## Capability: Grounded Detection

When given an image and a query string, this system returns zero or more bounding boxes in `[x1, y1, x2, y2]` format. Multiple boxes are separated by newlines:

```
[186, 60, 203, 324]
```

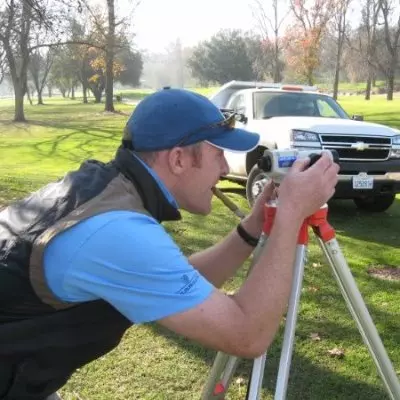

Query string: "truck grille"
[319, 135, 391, 161]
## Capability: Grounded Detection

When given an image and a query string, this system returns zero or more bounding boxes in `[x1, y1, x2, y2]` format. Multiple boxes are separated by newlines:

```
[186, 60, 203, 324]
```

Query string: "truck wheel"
[246, 165, 271, 207]
[353, 194, 396, 212]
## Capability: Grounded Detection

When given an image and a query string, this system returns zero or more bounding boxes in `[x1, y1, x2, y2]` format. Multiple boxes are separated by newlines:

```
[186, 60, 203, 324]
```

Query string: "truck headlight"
[389, 149, 400, 158]
[291, 129, 320, 142]
[392, 135, 400, 145]
[390, 135, 400, 157]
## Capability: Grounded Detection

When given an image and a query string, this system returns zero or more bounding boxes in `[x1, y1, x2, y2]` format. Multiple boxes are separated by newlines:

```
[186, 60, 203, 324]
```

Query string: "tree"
[359, 0, 381, 99]
[49, 45, 79, 98]
[284, 0, 335, 85]
[117, 43, 143, 87]
[331, 0, 352, 99]
[187, 29, 258, 85]
[0, 0, 73, 121]
[104, 0, 116, 111]
[29, 43, 54, 104]
[250, 0, 290, 82]
[0, 0, 37, 121]
[378, 0, 400, 100]
[83, 0, 141, 111]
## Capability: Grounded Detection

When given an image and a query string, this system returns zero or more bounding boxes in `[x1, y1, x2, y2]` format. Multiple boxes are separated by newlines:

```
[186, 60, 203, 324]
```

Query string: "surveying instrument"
[203, 149, 400, 400]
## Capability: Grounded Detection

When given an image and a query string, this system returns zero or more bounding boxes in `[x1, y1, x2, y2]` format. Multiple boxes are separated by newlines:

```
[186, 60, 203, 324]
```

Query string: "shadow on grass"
[147, 324, 390, 400]
[0, 124, 121, 165]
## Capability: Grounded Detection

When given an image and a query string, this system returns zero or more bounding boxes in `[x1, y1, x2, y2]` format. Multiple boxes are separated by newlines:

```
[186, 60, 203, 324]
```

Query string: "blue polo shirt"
[43, 157, 214, 324]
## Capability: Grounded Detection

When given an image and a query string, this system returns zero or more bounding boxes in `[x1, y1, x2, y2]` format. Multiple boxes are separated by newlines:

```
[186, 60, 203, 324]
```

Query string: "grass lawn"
[0, 96, 399, 399]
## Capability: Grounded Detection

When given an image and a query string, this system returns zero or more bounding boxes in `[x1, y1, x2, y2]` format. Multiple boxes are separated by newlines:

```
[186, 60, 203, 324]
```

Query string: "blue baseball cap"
[125, 88, 260, 152]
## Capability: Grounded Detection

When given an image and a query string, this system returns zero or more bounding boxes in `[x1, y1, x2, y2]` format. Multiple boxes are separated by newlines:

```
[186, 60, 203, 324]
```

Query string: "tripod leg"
[318, 237, 400, 400]
[274, 244, 307, 400]
[201, 235, 268, 399]
[201, 353, 240, 399]
[246, 353, 268, 400]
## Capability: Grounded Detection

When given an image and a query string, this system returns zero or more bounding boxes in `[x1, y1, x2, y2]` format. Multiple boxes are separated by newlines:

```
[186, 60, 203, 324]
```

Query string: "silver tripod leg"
[273, 244, 307, 400]
[201, 235, 268, 399]
[245, 244, 307, 400]
[246, 353, 267, 399]
[318, 237, 400, 400]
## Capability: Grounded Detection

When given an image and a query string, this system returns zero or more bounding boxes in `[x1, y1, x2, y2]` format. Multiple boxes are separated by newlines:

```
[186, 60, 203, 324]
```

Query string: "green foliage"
[187, 29, 260, 85]
[116, 44, 143, 87]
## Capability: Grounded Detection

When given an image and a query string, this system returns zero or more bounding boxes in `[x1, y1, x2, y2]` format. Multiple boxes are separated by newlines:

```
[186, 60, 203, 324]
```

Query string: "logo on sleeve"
[176, 273, 199, 295]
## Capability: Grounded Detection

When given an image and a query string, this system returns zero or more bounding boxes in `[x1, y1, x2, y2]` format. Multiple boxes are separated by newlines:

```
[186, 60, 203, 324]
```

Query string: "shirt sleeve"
[43, 211, 215, 324]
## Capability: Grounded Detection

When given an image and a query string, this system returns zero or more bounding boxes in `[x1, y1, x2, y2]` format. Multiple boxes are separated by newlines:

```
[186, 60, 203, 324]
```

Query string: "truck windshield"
[253, 92, 350, 120]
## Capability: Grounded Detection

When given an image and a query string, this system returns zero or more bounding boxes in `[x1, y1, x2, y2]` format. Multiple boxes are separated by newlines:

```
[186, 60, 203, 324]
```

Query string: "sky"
[130, 0, 257, 53]
[123, 0, 363, 54]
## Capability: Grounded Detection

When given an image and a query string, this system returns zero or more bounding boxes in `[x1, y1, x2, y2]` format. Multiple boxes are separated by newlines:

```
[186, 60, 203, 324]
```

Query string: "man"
[0, 88, 339, 399]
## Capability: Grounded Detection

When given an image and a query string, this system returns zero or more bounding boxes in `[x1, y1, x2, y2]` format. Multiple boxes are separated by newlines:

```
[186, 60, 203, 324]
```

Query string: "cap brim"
[206, 127, 260, 153]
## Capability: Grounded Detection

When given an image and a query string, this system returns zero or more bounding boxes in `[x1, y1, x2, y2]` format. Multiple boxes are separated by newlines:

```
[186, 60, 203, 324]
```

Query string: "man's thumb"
[290, 157, 311, 173]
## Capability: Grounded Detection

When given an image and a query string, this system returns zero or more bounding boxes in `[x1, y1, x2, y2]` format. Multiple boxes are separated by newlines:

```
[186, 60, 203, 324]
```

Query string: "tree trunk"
[365, 76, 371, 100]
[386, 73, 394, 101]
[273, 34, 280, 83]
[332, 68, 339, 100]
[333, 35, 342, 100]
[104, 0, 115, 112]
[37, 89, 43, 105]
[105, 50, 114, 111]
[48, 85, 52, 97]
[91, 86, 102, 103]
[307, 69, 314, 86]
[71, 85, 75, 100]
[26, 85, 33, 106]
[14, 82, 26, 122]
[83, 86, 88, 104]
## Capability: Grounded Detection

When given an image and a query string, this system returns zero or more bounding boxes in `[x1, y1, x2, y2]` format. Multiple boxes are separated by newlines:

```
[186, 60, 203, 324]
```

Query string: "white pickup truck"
[210, 81, 400, 212]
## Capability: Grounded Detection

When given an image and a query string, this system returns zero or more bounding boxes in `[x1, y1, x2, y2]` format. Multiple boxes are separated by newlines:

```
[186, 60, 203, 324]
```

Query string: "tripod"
[203, 190, 400, 400]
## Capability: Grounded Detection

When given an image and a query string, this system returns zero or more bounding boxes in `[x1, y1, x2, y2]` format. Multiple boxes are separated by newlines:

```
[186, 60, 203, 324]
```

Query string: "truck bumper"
[334, 160, 400, 199]
[334, 173, 400, 199]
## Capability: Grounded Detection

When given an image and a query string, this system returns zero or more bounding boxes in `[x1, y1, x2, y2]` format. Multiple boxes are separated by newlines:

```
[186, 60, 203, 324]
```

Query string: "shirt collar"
[132, 153, 179, 209]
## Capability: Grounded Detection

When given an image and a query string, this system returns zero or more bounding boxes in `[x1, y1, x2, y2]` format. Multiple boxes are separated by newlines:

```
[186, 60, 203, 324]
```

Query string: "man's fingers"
[307, 152, 334, 174]
[259, 181, 275, 201]
[290, 156, 311, 173]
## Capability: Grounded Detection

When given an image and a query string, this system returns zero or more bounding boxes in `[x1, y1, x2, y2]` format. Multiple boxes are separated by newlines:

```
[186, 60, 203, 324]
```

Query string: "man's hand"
[278, 152, 339, 221]
[242, 153, 338, 237]
[241, 181, 276, 238]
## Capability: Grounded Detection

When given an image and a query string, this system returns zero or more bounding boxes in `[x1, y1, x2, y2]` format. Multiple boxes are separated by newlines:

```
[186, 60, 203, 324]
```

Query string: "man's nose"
[221, 154, 230, 177]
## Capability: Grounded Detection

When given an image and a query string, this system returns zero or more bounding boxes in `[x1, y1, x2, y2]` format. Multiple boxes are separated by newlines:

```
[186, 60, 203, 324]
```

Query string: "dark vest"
[0, 147, 181, 400]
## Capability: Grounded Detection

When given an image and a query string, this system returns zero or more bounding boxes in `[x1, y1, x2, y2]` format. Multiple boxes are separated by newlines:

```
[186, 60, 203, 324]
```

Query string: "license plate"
[353, 174, 373, 189]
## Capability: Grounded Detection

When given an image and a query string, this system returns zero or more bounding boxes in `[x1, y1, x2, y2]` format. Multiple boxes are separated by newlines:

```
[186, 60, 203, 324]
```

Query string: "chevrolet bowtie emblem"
[351, 142, 369, 151]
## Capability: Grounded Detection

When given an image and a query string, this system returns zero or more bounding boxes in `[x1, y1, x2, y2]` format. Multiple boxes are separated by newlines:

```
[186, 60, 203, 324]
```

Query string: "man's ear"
[167, 147, 188, 176]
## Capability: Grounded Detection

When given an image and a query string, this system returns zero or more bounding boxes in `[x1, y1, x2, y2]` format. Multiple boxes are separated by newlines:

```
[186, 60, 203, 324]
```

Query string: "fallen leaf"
[328, 347, 345, 358]
[312, 263, 321, 268]
[310, 333, 321, 341]
[308, 286, 319, 292]
[236, 377, 245, 385]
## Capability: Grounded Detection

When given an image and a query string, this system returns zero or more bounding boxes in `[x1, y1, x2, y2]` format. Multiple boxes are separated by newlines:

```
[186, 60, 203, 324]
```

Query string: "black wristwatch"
[236, 223, 260, 247]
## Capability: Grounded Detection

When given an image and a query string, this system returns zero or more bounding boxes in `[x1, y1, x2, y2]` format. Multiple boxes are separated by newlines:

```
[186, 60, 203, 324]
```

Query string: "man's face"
[178, 142, 229, 215]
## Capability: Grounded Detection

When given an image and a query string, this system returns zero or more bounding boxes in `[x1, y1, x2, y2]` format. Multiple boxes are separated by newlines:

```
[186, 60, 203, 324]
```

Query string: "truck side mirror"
[352, 114, 364, 121]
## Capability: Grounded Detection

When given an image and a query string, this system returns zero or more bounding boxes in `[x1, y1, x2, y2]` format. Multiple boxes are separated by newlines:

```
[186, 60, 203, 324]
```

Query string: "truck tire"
[246, 164, 271, 207]
[353, 194, 395, 212]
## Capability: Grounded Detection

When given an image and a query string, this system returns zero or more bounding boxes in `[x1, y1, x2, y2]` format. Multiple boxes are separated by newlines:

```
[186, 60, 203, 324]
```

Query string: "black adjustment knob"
[308, 153, 321, 167]
[330, 149, 340, 164]
[308, 150, 340, 168]
[257, 156, 272, 172]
